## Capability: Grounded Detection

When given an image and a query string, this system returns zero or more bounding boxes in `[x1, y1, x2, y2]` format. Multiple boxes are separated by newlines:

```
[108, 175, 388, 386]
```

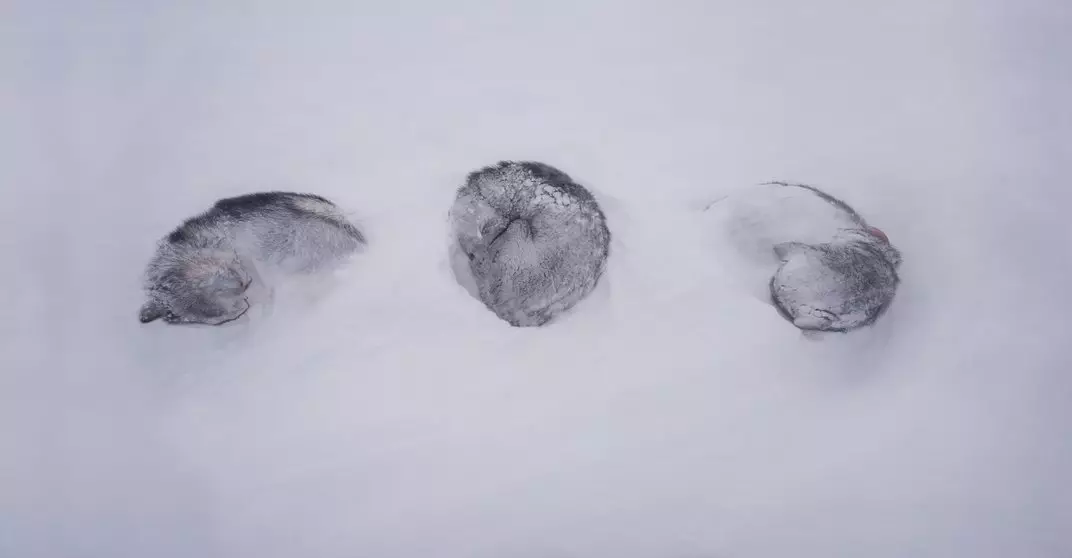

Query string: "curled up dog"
[139, 192, 365, 326]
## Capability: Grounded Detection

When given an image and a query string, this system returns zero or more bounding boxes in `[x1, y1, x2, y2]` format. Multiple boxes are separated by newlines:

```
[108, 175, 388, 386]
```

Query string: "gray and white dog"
[139, 191, 365, 325]
[767, 183, 902, 333]
[450, 161, 611, 327]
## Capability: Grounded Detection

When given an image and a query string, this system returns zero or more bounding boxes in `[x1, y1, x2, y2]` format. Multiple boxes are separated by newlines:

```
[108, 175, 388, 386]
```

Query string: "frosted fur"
[140, 192, 365, 325]
[450, 161, 611, 327]
[766, 183, 902, 333]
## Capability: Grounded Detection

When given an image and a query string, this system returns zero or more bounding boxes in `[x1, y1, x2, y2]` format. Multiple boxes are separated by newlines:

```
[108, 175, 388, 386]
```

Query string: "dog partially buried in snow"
[139, 192, 365, 326]
[706, 182, 902, 334]
[450, 161, 611, 327]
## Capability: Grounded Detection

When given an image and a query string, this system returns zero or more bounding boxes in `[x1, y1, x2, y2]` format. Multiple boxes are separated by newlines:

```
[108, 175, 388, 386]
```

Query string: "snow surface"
[3, 1, 1070, 557]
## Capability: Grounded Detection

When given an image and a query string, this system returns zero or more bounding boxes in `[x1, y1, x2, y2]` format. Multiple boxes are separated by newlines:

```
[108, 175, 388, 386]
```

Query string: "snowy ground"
[3, 1, 1070, 557]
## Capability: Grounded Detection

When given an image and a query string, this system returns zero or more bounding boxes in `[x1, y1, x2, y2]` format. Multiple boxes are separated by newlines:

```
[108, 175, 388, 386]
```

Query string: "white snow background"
[2, 1, 1070, 557]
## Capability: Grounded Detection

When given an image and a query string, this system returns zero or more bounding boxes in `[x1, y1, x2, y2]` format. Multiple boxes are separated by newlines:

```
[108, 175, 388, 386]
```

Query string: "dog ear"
[139, 300, 167, 323]
[773, 241, 809, 261]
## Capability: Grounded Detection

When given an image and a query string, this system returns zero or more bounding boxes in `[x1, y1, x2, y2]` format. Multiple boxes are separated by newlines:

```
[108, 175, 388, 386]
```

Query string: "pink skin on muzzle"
[867, 226, 889, 243]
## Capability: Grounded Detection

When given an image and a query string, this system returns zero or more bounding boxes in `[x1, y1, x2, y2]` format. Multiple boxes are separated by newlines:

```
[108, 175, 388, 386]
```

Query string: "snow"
[2, 1, 1070, 557]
